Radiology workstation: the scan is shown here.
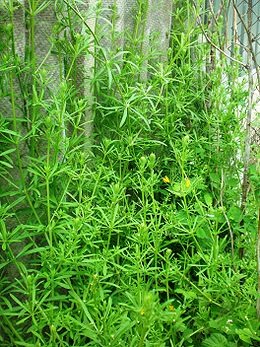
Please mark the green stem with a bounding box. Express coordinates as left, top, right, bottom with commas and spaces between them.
10, 71, 41, 224
138, 326, 148, 347
29, 1, 37, 157
46, 136, 52, 248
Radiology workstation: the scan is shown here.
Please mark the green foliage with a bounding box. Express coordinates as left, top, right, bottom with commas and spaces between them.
0, 1, 259, 346
202, 333, 236, 347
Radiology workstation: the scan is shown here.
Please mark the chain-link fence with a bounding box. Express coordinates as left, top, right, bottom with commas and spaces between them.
228, 0, 259, 146
202, 0, 260, 145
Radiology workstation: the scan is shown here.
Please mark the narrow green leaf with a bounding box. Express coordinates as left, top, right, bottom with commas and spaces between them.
120, 107, 128, 127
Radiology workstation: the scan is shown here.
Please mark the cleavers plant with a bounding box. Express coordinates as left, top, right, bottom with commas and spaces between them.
0, 0, 259, 346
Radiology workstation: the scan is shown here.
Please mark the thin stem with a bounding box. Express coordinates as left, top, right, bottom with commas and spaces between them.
10, 71, 41, 225
138, 327, 148, 347
232, 0, 260, 91
257, 205, 260, 319
29, 0, 37, 157
192, 1, 248, 69
220, 169, 234, 260
46, 151, 51, 226
240, 0, 253, 212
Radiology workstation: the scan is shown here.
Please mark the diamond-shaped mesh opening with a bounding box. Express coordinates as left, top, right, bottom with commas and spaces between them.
204, 0, 260, 148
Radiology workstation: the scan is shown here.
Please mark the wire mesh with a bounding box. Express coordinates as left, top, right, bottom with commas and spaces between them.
203, 0, 260, 148
232, 0, 260, 148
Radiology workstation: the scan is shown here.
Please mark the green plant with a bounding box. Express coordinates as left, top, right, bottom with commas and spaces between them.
0, 1, 259, 346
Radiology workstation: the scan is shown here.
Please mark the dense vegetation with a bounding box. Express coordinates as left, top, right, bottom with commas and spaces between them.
0, 1, 259, 346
